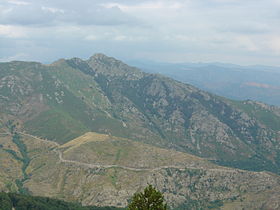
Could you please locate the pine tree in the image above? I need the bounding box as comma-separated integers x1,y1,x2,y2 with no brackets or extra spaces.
128,185,168,210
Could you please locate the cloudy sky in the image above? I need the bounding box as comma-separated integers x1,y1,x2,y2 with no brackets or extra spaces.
0,0,280,65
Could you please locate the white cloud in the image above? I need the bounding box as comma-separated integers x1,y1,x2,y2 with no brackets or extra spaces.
41,6,64,14
85,35,98,41
114,35,127,41
266,36,280,54
102,1,184,11
7,0,29,6
0,25,27,38
234,36,259,52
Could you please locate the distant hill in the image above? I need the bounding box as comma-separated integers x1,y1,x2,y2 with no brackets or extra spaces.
1,54,280,174
128,60,280,106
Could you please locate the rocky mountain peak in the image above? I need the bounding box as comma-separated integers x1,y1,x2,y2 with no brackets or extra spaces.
88,53,122,67
87,53,144,80
89,53,111,60
68,57,84,64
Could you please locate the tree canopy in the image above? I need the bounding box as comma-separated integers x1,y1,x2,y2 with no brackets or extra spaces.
128,185,168,210
0,192,123,210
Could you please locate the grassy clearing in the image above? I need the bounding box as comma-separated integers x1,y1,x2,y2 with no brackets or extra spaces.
60,132,210,170
24,109,88,144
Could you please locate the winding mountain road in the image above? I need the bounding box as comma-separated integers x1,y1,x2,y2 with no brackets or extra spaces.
17,132,59,146
17,132,250,174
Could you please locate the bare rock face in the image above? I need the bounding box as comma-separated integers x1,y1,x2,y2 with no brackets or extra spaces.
87,53,145,80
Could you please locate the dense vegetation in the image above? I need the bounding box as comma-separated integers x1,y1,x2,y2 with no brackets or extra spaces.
4,121,31,194
0,192,123,210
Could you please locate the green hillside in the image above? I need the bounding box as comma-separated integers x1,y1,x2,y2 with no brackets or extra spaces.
1,54,280,174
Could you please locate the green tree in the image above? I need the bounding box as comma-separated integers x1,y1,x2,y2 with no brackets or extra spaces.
128,185,168,210
0,192,12,210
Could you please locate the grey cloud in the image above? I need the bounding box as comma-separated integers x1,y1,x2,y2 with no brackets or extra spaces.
217,23,272,34
193,0,262,8
59,6,139,26
0,5,57,26
0,1,140,26
1,0,280,66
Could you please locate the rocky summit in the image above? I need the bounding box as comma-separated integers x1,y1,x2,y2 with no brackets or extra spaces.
1,54,280,209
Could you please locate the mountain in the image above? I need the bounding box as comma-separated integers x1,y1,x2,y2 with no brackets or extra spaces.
128,60,280,106
1,54,280,174
1,54,280,208
1,131,280,209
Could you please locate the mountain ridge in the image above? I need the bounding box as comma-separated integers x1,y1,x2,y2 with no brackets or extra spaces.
128,60,280,106
1,54,280,174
